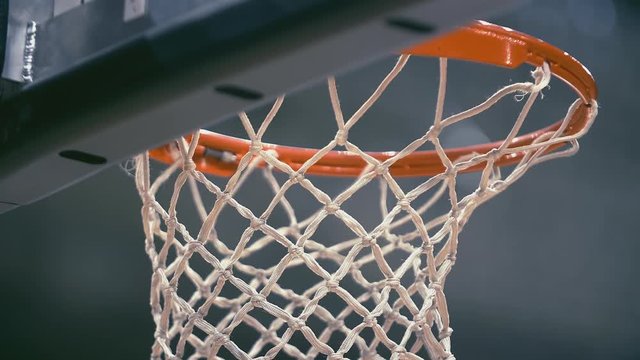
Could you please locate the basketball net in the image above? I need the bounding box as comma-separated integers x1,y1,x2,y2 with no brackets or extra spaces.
134,50,597,359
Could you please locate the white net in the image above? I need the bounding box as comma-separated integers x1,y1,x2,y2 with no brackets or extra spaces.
134,56,597,359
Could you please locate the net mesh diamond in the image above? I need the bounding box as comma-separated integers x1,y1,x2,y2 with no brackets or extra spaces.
134,56,597,359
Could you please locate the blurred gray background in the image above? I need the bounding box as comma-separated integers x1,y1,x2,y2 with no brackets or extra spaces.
1,0,639,359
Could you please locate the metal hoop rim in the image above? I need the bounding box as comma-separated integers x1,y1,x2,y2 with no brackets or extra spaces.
150,21,597,177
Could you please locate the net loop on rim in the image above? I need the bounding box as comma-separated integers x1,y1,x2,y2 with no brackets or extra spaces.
136,21,598,360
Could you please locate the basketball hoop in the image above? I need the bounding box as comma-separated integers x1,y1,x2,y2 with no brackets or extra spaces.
136,21,598,359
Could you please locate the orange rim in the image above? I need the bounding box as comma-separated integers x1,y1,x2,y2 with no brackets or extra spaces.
150,21,597,177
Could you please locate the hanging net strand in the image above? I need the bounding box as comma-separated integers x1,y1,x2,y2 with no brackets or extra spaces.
135,23,598,360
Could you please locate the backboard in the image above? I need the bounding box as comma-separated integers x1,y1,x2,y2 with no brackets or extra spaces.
0,0,524,214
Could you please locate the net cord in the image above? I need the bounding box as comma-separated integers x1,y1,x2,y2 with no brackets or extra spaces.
135,56,598,360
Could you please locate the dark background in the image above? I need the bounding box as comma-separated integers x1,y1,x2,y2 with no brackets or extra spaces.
1,0,639,359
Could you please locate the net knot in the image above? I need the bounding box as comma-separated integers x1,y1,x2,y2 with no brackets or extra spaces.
182,160,196,172
212,332,230,345
486,148,502,160
530,63,551,92
165,217,178,229
429,281,443,291
216,191,232,203
385,277,401,289
221,269,233,280
325,202,340,214
261,330,278,343
363,315,377,327
188,312,203,322
250,217,266,230
427,125,442,141
444,166,457,178
288,245,304,257
374,164,388,176
292,294,307,307
249,140,263,153
361,235,376,247
350,262,362,273
413,315,427,329
385,233,400,244
325,279,340,292
392,345,407,354
397,197,411,211
251,294,266,307
198,284,212,297
363,349,383,359
288,318,306,331
255,269,268,282
173,312,188,324
334,129,348,146
141,193,155,206
186,241,203,252
289,172,305,184
154,329,168,340
386,311,400,322
369,282,383,295
439,327,454,340
327,318,344,330
328,354,346,360
163,285,177,296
